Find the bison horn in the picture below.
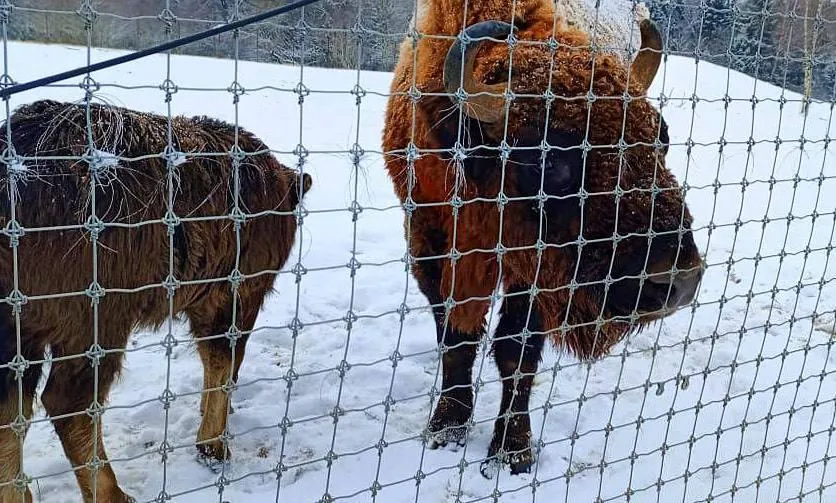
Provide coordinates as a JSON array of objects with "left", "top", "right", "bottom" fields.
[
  {"left": 629, "top": 18, "right": 663, "bottom": 94},
  {"left": 443, "top": 20, "right": 515, "bottom": 124}
]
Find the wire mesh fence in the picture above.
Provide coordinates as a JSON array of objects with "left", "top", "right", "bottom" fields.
[{"left": 0, "top": 0, "right": 834, "bottom": 502}]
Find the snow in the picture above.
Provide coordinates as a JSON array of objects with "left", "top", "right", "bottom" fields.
[
  {"left": 7, "top": 159, "right": 28, "bottom": 176},
  {"left": 167, "top": 150, "right": 188, "bottom": 167},
  {"left": 4, "top": 37, "right": 835, "bottom": 503},
  {"left": 89, "top": 149, "right": 120, "bottom": 169}
]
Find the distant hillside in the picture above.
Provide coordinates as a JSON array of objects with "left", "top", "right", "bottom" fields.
[
  {"left": 5, "top": 0, "right": 646, "bottom": 70},
  {"left": 7, "top": 0, "right": 832, "bottom": 100}
]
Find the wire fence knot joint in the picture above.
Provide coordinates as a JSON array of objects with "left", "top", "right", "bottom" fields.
[{"left": 5, "top": 288, "right": 27, "bottom": 311}]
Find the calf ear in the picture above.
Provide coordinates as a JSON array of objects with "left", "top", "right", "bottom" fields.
[
  {"left": 288, "top": 171, "right": 312, "bottom": 207},
  {"left": 300, "top": 172, "right": 312, "bottom": 195}
]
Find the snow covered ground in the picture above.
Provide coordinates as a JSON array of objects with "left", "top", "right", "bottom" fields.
[{"left": 3, "top": 32, "right": 835, "bottom": 503}]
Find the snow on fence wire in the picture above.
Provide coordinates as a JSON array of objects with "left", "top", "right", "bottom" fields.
[{"left": 0, "top": 0, "right": 834, "bottom": 502}]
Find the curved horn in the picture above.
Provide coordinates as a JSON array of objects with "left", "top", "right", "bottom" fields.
[
  {"left": 630, "top": 18, "right": 663, "bottom": 93},
  {"left": 443, "top": 20, "right": 515, "bottom": 124}
]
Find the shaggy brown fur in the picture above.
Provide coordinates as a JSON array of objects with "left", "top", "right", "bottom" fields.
[
  {"left": 383, "top": 0, "right": 703, "bottom": 476},
  {"left": 0, "top": 99, "right": 310, "bottom": 503}
]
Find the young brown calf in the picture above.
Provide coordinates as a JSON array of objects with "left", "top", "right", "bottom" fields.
[{"left": 0, "top": 100, "right": 310, "bottom": 502}]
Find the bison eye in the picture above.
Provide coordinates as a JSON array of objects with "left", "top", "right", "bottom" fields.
[
  {"left": 515, "top": 147, "right": 581, "bottom": 200},
  {"left": 540, "top": 146, "right": 583, "bottom": 196},
  {"left": 543, "top": 152, "right": 574, "bottom": 190}
]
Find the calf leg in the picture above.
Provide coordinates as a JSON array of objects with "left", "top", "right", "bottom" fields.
[
  {"left": 189, "top": 282, "right": 267, "bottom": 463},
  {"left": 198, "top": 309, "right": 252, "bottom": 419},
  {"left": 0, "top": 345, "right": 40, "bottom": 503},
  {"left": 41, "top": 352, "right": 132, "bottom": 503},
  {"left": 482, "top": 287, "right": 545, "bottom": 477}
]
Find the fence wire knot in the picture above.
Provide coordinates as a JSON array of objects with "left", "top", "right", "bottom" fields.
[
  {"left": 76, "top": 2, "right": 97, "bottom": 28},
  {"left": 158, "top": 8, "right": 177, "bottom": 30}
]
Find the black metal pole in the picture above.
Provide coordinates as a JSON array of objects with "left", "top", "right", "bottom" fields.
[{"left": 0, "top": 0, "right": 322, "bottom": 100}]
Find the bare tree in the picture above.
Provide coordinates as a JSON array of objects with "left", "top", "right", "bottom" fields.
[{"left": 802, "top": 0, "right": 824, "bottom": 114}]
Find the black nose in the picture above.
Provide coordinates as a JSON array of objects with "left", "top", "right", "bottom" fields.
[{"left": 647, "top": 263, "right": 704, "bottom": 309}]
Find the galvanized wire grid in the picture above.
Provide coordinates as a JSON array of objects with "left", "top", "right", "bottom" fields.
[{"left": 0, "top": 0, "right": 833, "bottom": 502}]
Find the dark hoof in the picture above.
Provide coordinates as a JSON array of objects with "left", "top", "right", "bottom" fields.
[
  {"left": 479, "top": 448, "right": 535, "bottom": 478},
  {"left": 479, "top": 457, "right": 501, "bottom": 479},
  {"left": 197, "top": 441, "right": 231, "bottom": 472},
  {"left": 508, "top": 449, "right": 535, "bottom": 474},
  {"left": 482, "top": 416, "right": 535, "bottom": 478},
  {"left": 427, "top": 423, "right": 468, "bottom": 450},
  {"left": 197, "top": 452, "right": 231, "bottom": 474},
  {"left": 427, "top": 392, "right": 473, "bottom": 450}
]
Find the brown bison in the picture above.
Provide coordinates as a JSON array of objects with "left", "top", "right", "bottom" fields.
[
  {"left": 382, "top": 0, "right": 704, "bottom": 476},
  {"left": 0, "top": 99, "right": 311, "bottom": 502}
]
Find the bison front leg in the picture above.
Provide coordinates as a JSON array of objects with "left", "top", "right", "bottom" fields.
[
  {"left": 413, "top": 253, "right": 481, "bottom": 450},
  {"left": 408, "top": 213, "right": 497, "bottom": 450},
  {"left": 426, "top": 280, "right": 495, "bottom": 450},
  {"left": 427, "top": 310, "right": 482, "bottom": 450},
  {"left": 427, "top": 269, "right": 497, "bottom": 448},
  {"left": 481, "top": 287, "right": 545, "bottom": 478}
]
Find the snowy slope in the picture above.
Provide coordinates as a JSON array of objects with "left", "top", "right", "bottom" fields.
[{"left": 3, "top": 39, "right": 835, "bottom": 503}]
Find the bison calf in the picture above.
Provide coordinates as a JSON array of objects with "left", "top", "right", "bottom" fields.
[
  {"left": 383, "top": 1, "right": 704, "bottom": 476},
  {"left": 0, "top": 100, "right": 310, "bottom": 502}
]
